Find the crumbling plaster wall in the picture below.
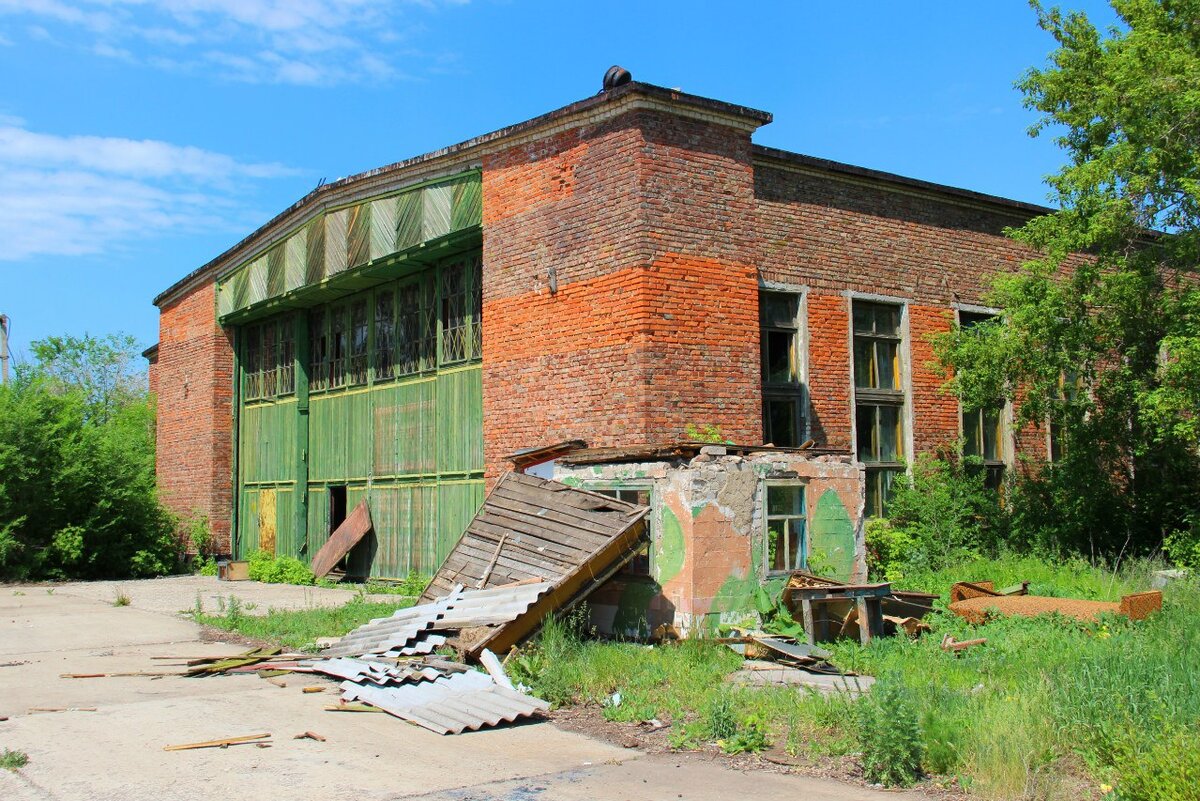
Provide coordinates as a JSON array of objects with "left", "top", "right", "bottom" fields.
[{"left": 554, "top": 451, "right": 865, "bottom": 636}]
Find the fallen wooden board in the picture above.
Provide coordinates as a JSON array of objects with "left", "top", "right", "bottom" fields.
[
  {"left": 323, "top": 703, "right": 385, "bottom": 713},
  {"left": 163, "top": 733, "right": 270, "bottom": 751},
  {"left": 293, "top": 731, "right": 326, "bottom": 742},
  {"left": 750, "top": 636, "right": 832, "bottom": 662},
  {"left": 311, "top": 500, "right": 372, "bottom": 579}
]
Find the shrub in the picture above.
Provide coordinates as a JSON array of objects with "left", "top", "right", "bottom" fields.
[
  {"left": 246, "top": 550, "right": 315, "bottom": 585},
  {"left": 855, "top": 677, "right": 924, "bottom": 787},
  {"left": 864, "top": 518, "right": 917, "bottom": 581},
  {"left": 884, "top": 453, "right": 1007, "bottom": 572},
  {"left": 0, "top": 364, "right": 178, "bottom": 580}
]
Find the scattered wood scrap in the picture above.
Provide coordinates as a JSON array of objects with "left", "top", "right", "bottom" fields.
[
  {"left": 163, "top": 733, "right": 271, "bottom": 751},
  {"left": 28, "top": 707, "right": 97, "bottom": 713},
  {"left": 293, "top": 731, "right": 326, "bottom": 742}
]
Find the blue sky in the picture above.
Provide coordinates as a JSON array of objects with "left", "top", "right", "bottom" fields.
[{"left": 1, "top": 0, "right": 1119, "bottom": 361}]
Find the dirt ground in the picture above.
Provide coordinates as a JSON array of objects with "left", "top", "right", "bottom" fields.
[{"left": 0, "top": 577, "right": 934, "bottom": 801}]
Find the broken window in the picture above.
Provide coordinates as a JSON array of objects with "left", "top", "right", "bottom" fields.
[
  {"left": 397, "top": 277, "right": 434, "bottom": 376},
  {"left": 243, "top": 324, "right": 262, "bottom": 400},
  {"left": 853, "top": 301, "right": 906, "bottom": 517},
  {"left": 349, "top": 298, "right": 369, "bottom": 386},
  {"left": 760, "top": 291, "right": 806, "bottom": 446},
  {"left": 439, "top": 255, "right": 482, "bottom": 366},
  {"left": 593, "top": 487, "right": 652, "bottom": 576},
  {"left": 309, "top": 308, "right": 328, "bottom": 391},
  {"left": 958, "top": 312, "right": 1006, "bottom": 490},
  {"left": 261, "top": 320, "right": 277, "bottom": 397},
  {"left": 329, "top": 303, "right": 348, "bottom": 388},
  {"left": 765, "top": 483, "right": 806, "bottom": 573},
  {"left": 277, "top": 316, "right": 295, "bottom": 395},
  {"left": 374, "top": 289, "right": 395, "bottom": 381}
]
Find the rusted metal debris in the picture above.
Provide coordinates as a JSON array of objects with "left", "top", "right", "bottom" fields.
[
  {"left": 948, "top": 582, "right": 1162, "bottom": 623},
  {"left": 940, "top": 634, "right": 987, "bottom": 653}
]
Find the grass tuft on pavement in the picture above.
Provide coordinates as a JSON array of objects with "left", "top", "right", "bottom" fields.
[{"left": 195, "top": 596, "right": 415, "bottom": 650}]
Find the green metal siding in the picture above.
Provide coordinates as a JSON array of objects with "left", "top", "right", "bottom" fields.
[{"left": 233, "top": 249, "right": 484, "bottom": 578}]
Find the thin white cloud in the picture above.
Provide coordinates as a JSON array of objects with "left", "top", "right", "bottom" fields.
[
  {"left": 0, "top": 0, "right": 465, "bottom": 86},
  {"left": 0, "top": 123, "right": 299, "bottom": 261}
]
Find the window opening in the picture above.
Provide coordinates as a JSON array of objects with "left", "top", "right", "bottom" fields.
[
  {"left": 959, "top": 312, "right": 1005, "bottom": 490},
  {"left": 349, "top": 298, "right": 368, "bottom": 385},
  {"left": 441, "top": 260, "right": 469, "bottom": 364},
  {"left": 261, "top": 320, "right": 277, "bottom": 397},
  {"left": 329, "top": 304, "right": 348, "bottom": 388},
  {"left": 243, "top": 325, "right": 262, "bottom": 400},
  {"left": 309, "top": 308, "right": 328, "bottom": 391},
  {"left": 278, "top": 317, "right": 295, "bottom": 395},
  {"left": 374, "top": 290, "right": 395, "bottom": 381},
  {"left": 853, "top": 301, "right": 906, "bottom": 517},
  {"left": 765, "top": 483, "right": 806, "bottom": 573},
  {"left": 760, "top": 291, "right": 806, "bottom": 446},
  {"left": 594, "top": 488, "right": 652, "bottom": 576}
]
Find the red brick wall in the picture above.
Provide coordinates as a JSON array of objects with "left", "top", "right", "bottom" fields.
[
  {"left": 155, "top": 280, "right": 235, "bottom": 552},
  {"left": 481, "top": 108, "right": 762, "bottom": 481},
  {"left": 755, "top": 160, "right": 1050, "bottom": 461}
]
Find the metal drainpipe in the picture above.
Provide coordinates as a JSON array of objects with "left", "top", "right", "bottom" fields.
[{"left": 0, "top": 314, "right": 9, "bottom": 384}]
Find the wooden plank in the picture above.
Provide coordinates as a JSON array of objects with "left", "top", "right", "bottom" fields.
[
  {"left": 474, "top": 507, "right": 613, "bottom": 552},
  {"left": 164, "top": 733, "right": 271, "bottom": 751},
  {"left": 464, "top": 518, "right": 593, "bottom": 563},
  {"left": 494, "top": 482, "right": 644, "bottom": 526},
  {"left": 310, "top": 500, "right": 372, "bottom": 578},
  {"left": 483, "top": 493, "right": 630, "bottom": 540}
]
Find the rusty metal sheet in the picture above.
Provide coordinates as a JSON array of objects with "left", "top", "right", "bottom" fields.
[{"left": 311, "top": 499, "right": 373, "bottom": 578}]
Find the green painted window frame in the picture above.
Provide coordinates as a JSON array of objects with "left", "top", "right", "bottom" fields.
[
  {"left": 764, "top": 481, "right": 807, "bottom": 575},
  {"left": 958, "top": 311, "right": 1007, "bottom": 491},
  {"left": 241, "top": 314, "right": 296, "bottom": 402}
]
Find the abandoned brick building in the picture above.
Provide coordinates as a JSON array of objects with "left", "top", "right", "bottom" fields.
[{"left": 148, "top": 78, "right": 1050, "bottom": 633}]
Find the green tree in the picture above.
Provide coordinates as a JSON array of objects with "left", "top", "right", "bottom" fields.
[
  {"left": 0, "top": 334, "right": 178, "bottom": 579},
  {"left": 939, "top": 0, "right": 1200, "bottom": 556}
]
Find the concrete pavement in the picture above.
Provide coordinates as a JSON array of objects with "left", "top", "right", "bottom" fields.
[{"left": 0, "top": 580, "right": 931, "bottom": 801}]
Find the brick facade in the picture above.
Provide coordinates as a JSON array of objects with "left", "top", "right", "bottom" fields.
[
  {"left": 150, "top": 82, "right": 1056, "bottom": 561},
  {"left": 154, "top": 279, "right": 235, "bottom": 552}
]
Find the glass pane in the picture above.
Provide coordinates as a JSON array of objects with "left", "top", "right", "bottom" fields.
[
  {"left": 397, "top": 282, "right": 421, "bottom": 375},
  {"left": 308, "top": 309, "right": 326, "bottom": 391},
  {"left": 789, "top": 518, "right": 805, "bottom": 570},
  {"left": 982, "top": 407, "right": 1001, "bottom": 460},
  {"left": 876, "top": 340, "right": 898, "bottom": 390},
  {"left": 261, "top": 321, "right": 277, "bottom": 397},
  {"left": 877, "top": 305, "right": 900, "bottom": 336},
  {"left": 764, "top": 330, "right": 796, "bottom": 383},
  {"left": 768, "top": 485, "right": 803, "bottom": 516},
  {"left": 470, "top": 254, "right": 483, "bottom": 360},
  {"left": 330, "top": 305, "right": 347, "bottom": 387},
  {"left": 441, "top": 260, "right": 468, "bottom": 364},
  {"left": 349, "top": 299, "right": 368, "bottom": 385},
  {"left": 767, "top": 520, "right": 787, "bottom": 571},
  {"left": 962, "top": 410, "right": 980, "bottom": 457},
  {"left": 856, "top": 404, "right": 877, "bottom": 461},
  {"left": 865, "top": 471, "right": 880, "bottom": 518},
  {"left": 278, "top": 317, "right": 294, "bottom": 394},
  {"left": 879, "top": 404, "right": 903, "bottom": 461},
  {"left": 761, "top": 292, "right": 798, "bottom": 328},
  {"left": 854, "top": 338, "right": 875, "bottom": 388},
  {"left": 767, "top": 398, "right": 799, "bottom": 447},
  {"left": 853, "top": 303, "right": 874, "bottom": 334},
  {"left": 375, "top": 290, "right": 395, "bottom": 380}
]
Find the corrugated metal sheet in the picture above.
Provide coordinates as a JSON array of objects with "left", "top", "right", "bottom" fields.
[
  {"left": 342, "top": 670, "right": 549, "bottom": 735},
  {"left": 295, "top": 657, "right": 444, "bottom": 685},
  {"left": 321, "top": 583, "right": 549, "bottom": 659}
]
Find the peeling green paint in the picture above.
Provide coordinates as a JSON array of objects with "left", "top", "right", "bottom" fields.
[
  {"left": 690, "top": 503, "right": 707, "bottom": 519},
  {"left": 656, "top": 506, "right": 685, "bottom": 583},
  {"left": 559, "top": 476, "right": 582, "bottom": 488},
  {"left": 711, "top": 572, "right": 758, "bottom": 615},
  {"left": 810, "top": 489, "right": 856, "bottom": 581},
  {"left": 612, "top": 580, "right": 658, "bottom": 637}
]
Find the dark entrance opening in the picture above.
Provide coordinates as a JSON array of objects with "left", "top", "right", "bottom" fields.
[{"left": 328, "top": 485, "right": 348, "bottom": 535}]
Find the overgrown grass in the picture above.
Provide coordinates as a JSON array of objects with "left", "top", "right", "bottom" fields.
[
  {"left": 195, "top": 596, "right": 414, "bottom": 650},
  {"left": 510, "top": 556, "right": 1198, "bottom": 800}
]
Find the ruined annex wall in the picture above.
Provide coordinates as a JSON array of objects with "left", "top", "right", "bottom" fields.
[
  {"left": 482, "top": 108, "right": 763, "bottom": 483},
  {"left": 753, "top": 159, "right": 1050, "bottom": 460},
  {"left": 154, "top": 279, "right": 235, "bottom": 552},
  {"left": 554, "top": 451, "right": 864, "bottom": 636}
]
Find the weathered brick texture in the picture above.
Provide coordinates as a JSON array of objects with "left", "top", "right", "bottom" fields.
[
  {"left": 482, "top": 108, "right": 762, "bottom": 482},
  {"left": 154, "top": 280, "right": 234, "bottom": 552}
]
